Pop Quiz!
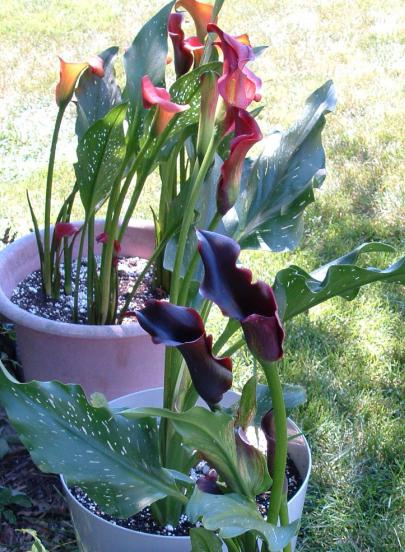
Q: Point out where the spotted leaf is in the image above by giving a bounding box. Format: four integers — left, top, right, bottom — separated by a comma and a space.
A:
0, 363, 182, 518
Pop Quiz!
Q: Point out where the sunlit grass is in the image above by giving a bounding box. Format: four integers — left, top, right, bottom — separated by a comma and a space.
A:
0, 0, 404, 550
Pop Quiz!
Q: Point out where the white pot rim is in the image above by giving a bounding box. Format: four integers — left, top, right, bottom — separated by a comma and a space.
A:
61, 387, 312, 541
0, 220, 152, 338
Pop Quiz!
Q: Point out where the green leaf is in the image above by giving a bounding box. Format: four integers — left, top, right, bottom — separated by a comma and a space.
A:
186, 487, 298, 551
236, 376, 257, 430
190, 527, 223, 552
0, 485, 32, 508
273, 242, 405, 321
0, 363, 182, 518
26, 191, 44, 264
76, 46, 122, 140
18, 529, 49, 552
254, 384, 307, 426
121, 405, 271, 498
0, 436, 10, 460
123, 1, 174, 122
76, 103, 127, 215
223, 80, 337, 251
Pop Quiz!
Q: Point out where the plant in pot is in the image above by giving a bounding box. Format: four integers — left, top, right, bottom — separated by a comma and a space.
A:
0, 222, 404, 551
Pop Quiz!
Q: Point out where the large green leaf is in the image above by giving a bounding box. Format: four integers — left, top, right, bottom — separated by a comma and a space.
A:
273, 242, 405, 321
75, 46, 122, 140
0, 364, 183, 518
190, 527, 223, 552
76, 103, 127, 215
121, 405, 271, 498
186, 488, 298, 552
123, 1, 174, 122
222, 80, 337, 251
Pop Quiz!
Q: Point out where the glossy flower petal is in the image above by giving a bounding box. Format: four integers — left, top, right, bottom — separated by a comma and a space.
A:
217, 108, 262, 215
183, 36, 205, 67
141, 75, 190, 133
197, 230, 285, 361
54, 222, 78, 241
176, 0, 214, 41
196, 469, 222, 494
169, 13, 194, 78
55, 56, 104, 107
207, 23, 262, 109
136, 300, 232, 406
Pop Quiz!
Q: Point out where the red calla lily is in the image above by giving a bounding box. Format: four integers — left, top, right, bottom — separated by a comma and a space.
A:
183, 36, 205, 67
207, 23, 262, 109
54, 222, 78, 241
136, 300, 232, 406
175, 0, 214, 41
168, 13, 194, 78
197, 230, 285, 362
55, 56, 104, 107
141, 75, 190, 134
217, 107, 262, 215
96, 232, 121, 253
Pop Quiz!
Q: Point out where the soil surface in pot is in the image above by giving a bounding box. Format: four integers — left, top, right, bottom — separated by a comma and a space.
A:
11, 256, 165, 325
70, 457, 302, 537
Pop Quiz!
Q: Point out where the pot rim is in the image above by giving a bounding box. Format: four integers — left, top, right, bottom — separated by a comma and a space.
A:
61, 387, 312, 541
0, 220, 152, 339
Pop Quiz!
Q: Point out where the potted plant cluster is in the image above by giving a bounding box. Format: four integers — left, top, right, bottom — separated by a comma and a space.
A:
1, 0, 405, 549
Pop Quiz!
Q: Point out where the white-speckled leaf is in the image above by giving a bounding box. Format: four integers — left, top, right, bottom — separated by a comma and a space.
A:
186, 488, 299, 551
190, 527, 223, 551
0, 364, 182, 518
76, 103, 127, 215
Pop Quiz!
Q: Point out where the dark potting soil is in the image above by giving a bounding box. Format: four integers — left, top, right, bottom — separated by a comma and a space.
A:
11, 256, 165, 325
71, 456, 303, 537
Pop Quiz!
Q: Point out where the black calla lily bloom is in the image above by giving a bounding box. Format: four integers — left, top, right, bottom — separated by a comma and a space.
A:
136, 300, 232, 406
197, 229, 285, 362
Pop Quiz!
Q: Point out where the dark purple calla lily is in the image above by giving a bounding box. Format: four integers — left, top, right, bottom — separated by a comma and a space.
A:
207, 23, 262, 109
196, 469, 222, 494
197, 230, 285, 362
136, 300, 232, 406
168, 13, 194, 78
217, 107, 262, 215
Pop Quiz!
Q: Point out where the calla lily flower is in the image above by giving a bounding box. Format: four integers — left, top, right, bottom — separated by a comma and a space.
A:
207, 23, 262, 109
141, 75, 190, 134
183, 36, 205, 67
217, 107, 262, 215
55, 56, 104, 107
196, 469, 222, 494
175, 0, 214, 41
261, 410, 288, 494
54, 222, 78, 241
136, 300, 232, 406
197, 230, 285, 362
168, 13, 194, 78
96, 232, 121, 253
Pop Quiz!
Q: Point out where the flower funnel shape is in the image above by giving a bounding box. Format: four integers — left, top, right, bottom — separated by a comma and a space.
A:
197, 230, 285, 362
136, 300, 232, 406
217, 107, 262, 215
176, 0, 214, 41
55, 56, 104, 107
168, 13, 194, 78
141, 75, 189, 134
207, 23, 262, 109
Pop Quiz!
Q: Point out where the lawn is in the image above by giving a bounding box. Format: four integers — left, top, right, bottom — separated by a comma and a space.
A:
0, 0, 404, 550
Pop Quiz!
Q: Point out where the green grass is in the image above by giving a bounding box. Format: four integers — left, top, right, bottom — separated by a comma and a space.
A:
0, 0, 404, 550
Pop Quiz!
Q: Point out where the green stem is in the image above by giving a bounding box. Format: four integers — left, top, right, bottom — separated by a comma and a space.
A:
87, 215, 95, 323
260, 360, 288, 526
73, 224, 87, 322
43, 106, 66, 296
212, 319, 239, 355
170, 137, 217, 305
221, 336, 244, 358
280, 495, 292, 552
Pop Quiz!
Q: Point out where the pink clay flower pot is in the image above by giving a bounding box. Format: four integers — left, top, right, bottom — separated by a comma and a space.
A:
0, 220, 164, 399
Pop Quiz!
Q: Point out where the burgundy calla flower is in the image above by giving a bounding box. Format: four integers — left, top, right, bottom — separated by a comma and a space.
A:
207, 23, 262, 109
196, 469, 222, 494
183, 36, 204, 67
96, 232, 121, 253
136, 300, 232, 406
261, 410, 288, 494
54, 222, 78, 241
168, 13, 194, 78
141, 75, 190, 134
217, 107, 262, 215
197, 230, 285, 362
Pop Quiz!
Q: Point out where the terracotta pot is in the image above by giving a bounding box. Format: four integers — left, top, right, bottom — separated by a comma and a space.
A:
0, 221, 164, 399
62, 387, 312, 552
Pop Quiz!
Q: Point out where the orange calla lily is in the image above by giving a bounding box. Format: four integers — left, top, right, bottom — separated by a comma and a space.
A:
55, 56, 105, 107
175, 0, 214, 41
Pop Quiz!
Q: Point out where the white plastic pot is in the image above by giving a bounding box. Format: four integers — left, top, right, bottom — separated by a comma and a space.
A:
62, 387, 312, 552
